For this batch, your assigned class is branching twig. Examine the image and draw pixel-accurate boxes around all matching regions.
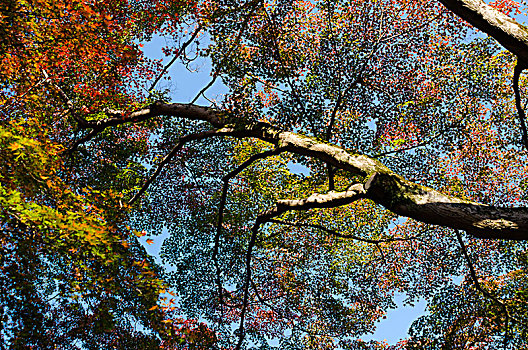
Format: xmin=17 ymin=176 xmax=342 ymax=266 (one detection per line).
xmin=268 ymin=219 xmax=420 ymax=244
xmin=214 ymin=147 xmax=287 ymax=307
xmin=148 ymin=25 xmax=203 ymax=93
xmin=455 ymin=230 xmax=511 ymax=345
xmin=193 ymin=1 xmax=258 ymax=105
xmin=128 ymin=130 xmax=233 ymax=205
xmin=190 ymin=75 xmax=218 ymax=104
xmin=234 ymin=182 xmax=369 ymax=348
xmin=68 ymin=129 xmax=97 ymax=153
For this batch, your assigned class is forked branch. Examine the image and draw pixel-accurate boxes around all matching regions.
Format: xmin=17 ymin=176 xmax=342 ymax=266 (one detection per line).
xmin=455 ymin=230 xmax=512 ymax=343
xmin=214 ymin=147 xmax=287 ymax=307
xmin=234 ymin=182 xmax=368 ymax=349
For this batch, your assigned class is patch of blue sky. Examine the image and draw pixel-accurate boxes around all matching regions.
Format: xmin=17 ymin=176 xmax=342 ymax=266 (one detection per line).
xmin=142 ymin=34 xmax=225 ymax=105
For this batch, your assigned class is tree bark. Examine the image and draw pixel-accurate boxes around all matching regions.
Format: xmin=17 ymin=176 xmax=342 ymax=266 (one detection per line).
xmin=437 ymin=0 xmax=528 ymax=65
xmin=115 ymin=102 xmax=528 ymax=240
xmin=251 ymin=125 xmax=528 ymax=240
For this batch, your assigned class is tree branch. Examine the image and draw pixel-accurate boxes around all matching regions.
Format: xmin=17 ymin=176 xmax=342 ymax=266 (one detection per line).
xmin=268 ymin=219 xmax=420 ymax=244
xmin=455 ymin=230 xmax=511 ymax=342
xmin=81 ymin=103 xmax=528 ymax=239
xmin=235 ymin=212 xmax=260 ymax=350
xmin=437 ymin=0 xmax=528 ymax=64
xmin=148 ymin=25 xmax=203 ymax=92
xmin=87 ymin=102 xmax=224 ymax=130
xmin=128 ymin=129 xmax=237 ymax=205
xmin=236 ymin=125 xmax=528 ymax=240
xmin=513 ymin=61 xmax=528 ymax=150
xmin=234 ymin=182 xmax=368 ymax=348
xmin=276 ymin=183 xmax=367 ymax=211
xmin=214 ymin=147 xmax=287 ymax=307
xmin=70 ymin=102 xmax=224 ymax=150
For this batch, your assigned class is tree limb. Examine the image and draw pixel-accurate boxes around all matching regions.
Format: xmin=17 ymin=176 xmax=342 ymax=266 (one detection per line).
xmin=437 ymin=0 xmax=528 ymax=65
xmin=224 ymin=123 xmax=528 ymax=239
xmin=513 ymin=60 xmax=528 ymax=150
xmin=85 ymin=101 xmax=528 ymax=239
xmin=214 ymin=147 xmax=287 ymax=307
xmin=88 ymin=102 xmax=224 ymax=130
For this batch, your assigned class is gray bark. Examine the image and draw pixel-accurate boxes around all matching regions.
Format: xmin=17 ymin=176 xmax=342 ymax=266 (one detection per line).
xmin=438 ymin=0 xmax=528 ymax=64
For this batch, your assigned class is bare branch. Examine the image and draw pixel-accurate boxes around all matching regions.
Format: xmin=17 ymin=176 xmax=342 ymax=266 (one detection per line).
xmin=239 ymin=125 xmax=528 ymax=239
xmin=234 ymin=182 xmax=368 ymax=348
xmin=190 ymin=75 xmax=218 ymax=105
xmin=149 ymin=25 xmax=203 ymax=92
xmin=74 ymin=104 xmax=528 ymax=239
xmin=83 ymin=102 xmax=224 ymax=130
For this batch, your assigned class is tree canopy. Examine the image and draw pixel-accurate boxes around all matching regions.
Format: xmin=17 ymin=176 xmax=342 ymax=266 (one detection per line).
xmin=3 ymin=0 xmax=528 ymax=348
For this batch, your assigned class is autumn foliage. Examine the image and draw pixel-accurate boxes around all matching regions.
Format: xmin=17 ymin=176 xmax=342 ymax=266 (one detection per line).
xmin=3 ymin=0 xmax=528 ymax=349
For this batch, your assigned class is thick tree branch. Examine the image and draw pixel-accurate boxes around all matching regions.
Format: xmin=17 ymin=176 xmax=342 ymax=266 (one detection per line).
xmin=84 ymin=100 xmax=528 ymax=239
xmin=437 ymin=0 xmax=528 ymax=65
xmin=276 ymin=183 xmax=367 ymax=211
xmin=90 ymin=102 xmax=224 ymax=129
xmin=70 ymin=102 xmax=224 ymax=149
xmin=84 ymin=99 xmax=528 ymax=239
xmin=231 ymin=124 xmax=528 ymax=239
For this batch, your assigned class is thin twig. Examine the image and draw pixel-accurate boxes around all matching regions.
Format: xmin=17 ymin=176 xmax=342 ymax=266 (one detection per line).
xmin=372 ymin=133 xmax=439 ymax=158
xmin=268 ymin=219 xmax=420 ymax=244
xmin=455 ymin=230 xmax=511 ymax=345
xmin=128 ymin=130 xmax=229 ymax=205
xmin=148 ymin=25 xmax=203 ymax=92
xmin=68 ymin=129 xmax=97 ymax=153
xmin=235 ymin=217 xmax=260 ymax=350
xmin=193 ymin=2 xmax=258 ymax=104
xmin=190 ymin=75 xmax=218 ymax=104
